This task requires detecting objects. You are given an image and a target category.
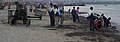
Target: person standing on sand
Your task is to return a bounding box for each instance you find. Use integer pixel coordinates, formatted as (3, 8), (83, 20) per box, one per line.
(88, 13), (95, 31)
(102, 14), (107, 27)
(106, 17), (111, 27)
(59, 7), (64, 26)
(71, 7), (77, 23)
(88, 7), (95, 31)
(54, 5), (61, 27)
(76, 7), (80, 22)
(48, 3), (55, 26)
(100, 14), (107, 27)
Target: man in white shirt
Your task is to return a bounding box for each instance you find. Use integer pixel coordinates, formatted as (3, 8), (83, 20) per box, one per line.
(89, 7), (94, 16)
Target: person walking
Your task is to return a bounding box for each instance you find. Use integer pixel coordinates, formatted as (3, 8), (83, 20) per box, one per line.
(88, 7), (95, 31)
(76, 7), (80, 22)
(71, 7), (76, 23)
(48, 3), (55, 26)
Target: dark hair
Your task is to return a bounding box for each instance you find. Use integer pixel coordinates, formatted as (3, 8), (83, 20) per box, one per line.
(54, 5), (58, 8)
(50, 3), (53, 6)
(15, 2), (18, 4)
(73, 7), (75, 8)
(108, 17), (111, 20)
(90, 7), (93, 10)
(91, 13), (94, 16)
(77, 7), (79, 9)
(97, 14), (100, 16)
(101, 14), (104, 16)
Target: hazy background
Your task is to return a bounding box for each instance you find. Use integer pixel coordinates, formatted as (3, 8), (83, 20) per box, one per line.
(1, 0), (120, 4)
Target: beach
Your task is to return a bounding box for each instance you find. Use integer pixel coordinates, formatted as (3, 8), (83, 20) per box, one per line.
(0, 4), (119, 42)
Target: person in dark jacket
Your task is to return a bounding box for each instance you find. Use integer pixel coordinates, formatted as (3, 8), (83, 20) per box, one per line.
(71, 7), (76, 23)
(48, 3), (55, 26)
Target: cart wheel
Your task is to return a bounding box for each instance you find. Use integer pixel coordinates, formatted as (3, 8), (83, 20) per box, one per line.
(9, 17), (14, 25)
(39, 15), (42, 20)
(26, 19), (31, 27)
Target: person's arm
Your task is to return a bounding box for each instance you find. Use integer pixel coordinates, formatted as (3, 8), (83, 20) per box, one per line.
(50, 7), (53, 12)
(71, 10), (73, 14)
(109, 21), (112, 26)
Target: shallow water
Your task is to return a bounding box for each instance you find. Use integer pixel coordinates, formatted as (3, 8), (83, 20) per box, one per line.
(64, 4), (120, 30)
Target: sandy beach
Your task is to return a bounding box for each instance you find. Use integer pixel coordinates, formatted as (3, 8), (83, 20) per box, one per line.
(0, 5), (120, 42)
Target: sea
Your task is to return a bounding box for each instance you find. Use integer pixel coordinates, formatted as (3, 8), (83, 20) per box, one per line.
(64, 4), (120, 31)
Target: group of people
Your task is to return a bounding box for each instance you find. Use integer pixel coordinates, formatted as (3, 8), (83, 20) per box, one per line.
(88, 7), (111, 31)
(11, 2), (112, 30)
(48, 3), (64, 27)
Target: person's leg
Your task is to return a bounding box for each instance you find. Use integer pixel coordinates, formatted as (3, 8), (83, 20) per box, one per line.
(50, 16), (55, 26)
(55, 16), (59, 27)
(60, 16), (64, 26)
(90, 21), (94, 31)
(49, 11), (55, 26)
(104, 20), (107, 27)
(49, 16), (52, 26)
(31, 9), (32, 12)
(11, 17), (16, 25)
(23, 16), (27, 24)
(72, 15), (76, 22)
(77, 14), (80, 22)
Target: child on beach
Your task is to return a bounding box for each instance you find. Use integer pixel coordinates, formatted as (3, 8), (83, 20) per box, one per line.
(88, 7), (95, 31)
(88, 13), (95, 31)
(94, 18), (102, 31)
(106, 17), (111, 27)
(100, 14), (107, 27)
(76, 7), (80, 22)
(71, 7), (76, 23)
